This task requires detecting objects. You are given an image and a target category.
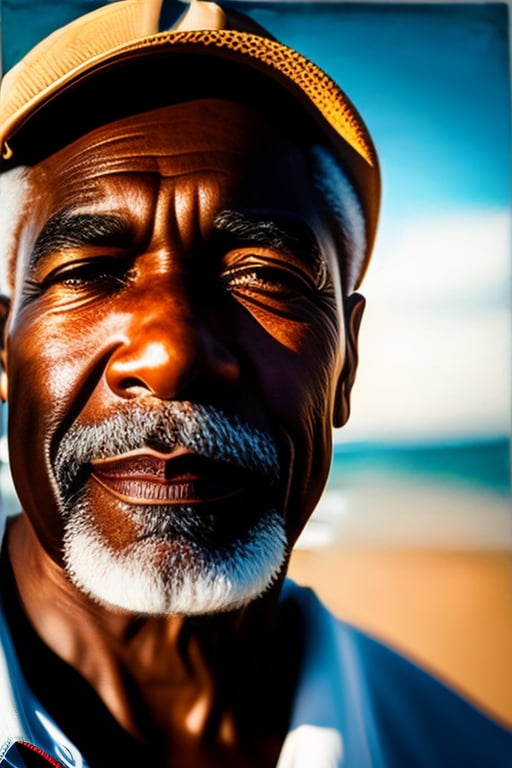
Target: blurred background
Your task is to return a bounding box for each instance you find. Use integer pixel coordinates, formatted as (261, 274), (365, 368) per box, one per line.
(1, 0), (511, 728)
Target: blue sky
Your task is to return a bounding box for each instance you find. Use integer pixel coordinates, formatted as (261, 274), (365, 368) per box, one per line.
(1, 1), (511, 441)
(246, 3), (511, 212)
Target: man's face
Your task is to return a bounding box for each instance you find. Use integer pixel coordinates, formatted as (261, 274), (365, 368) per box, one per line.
(3, 99), (354, 614)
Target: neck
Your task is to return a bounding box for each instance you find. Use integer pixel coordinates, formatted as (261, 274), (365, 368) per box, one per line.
(6, 514), (301, 765)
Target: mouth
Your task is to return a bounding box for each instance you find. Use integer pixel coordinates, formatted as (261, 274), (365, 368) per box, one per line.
(89, 449), (257, 506)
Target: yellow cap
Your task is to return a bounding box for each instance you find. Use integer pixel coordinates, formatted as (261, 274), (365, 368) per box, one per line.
(0, 0), (380, 285)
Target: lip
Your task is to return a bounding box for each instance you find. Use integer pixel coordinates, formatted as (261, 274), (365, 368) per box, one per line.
(89, 449), (253, 505)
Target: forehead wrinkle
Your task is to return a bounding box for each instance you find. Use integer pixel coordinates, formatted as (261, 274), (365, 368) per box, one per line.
(153, 175), (222, 259)
(39, 117), (248, 193)
(53, 145), (245, 179)
(78, 100), (266, 155)
(33, 99), (280, 205)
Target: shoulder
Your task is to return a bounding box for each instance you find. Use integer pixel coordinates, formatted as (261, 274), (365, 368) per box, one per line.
(281, 580), (512, 767)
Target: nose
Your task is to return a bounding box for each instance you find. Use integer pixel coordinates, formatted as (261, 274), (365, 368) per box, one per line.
(105, 293), (240, 401)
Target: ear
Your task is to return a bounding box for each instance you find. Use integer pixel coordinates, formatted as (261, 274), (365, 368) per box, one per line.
(333, 292), (365, 428)
(0, 295), (11, 402)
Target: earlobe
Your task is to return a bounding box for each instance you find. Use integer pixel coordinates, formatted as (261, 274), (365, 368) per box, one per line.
(0, 294), (11, 402)
(0, 371), (7, 402)
(333, 292), (365, 428)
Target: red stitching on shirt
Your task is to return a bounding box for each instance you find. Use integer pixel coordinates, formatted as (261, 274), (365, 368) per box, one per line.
(17, 742), (67, 768)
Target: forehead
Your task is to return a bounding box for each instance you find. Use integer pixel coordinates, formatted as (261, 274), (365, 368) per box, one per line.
(29, 99), (319, 217)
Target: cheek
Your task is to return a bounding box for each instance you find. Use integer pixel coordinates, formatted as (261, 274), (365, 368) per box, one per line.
(4, 309), (112, 554)
(236, 299), (342, 423)
(5, 307), (111, 495)
(8, 294), (118, 396)
(261, 346), (337, 428)
(4, 322), (69, 551)
(236, 305), (341, 511)
(8, 313), (90, 414)
(235, 299), (343, 541)
(260, 345), (337, 541)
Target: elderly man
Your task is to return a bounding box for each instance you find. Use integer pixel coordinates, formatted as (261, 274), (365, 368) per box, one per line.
(0, 1), (510, 766)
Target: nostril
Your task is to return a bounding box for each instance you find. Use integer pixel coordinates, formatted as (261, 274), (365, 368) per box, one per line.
(105, 321), (240, 401)
(120, 377), (150, 394)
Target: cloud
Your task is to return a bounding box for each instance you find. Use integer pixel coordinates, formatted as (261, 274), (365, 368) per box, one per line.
(366, 209), (510, 307)
(339, 209), (511, 441)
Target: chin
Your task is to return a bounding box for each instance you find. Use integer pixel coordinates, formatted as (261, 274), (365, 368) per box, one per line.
(61, 499), (289, 615)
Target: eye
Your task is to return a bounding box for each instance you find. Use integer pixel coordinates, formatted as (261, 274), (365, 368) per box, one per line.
(41, 257), (132, 290)
(222, 252), (318, 300)
(225, 266), (313, 297)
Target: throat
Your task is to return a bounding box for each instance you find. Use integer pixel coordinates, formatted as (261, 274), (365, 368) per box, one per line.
(3, 517), (300, 767)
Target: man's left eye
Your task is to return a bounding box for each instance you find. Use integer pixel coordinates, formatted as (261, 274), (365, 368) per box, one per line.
(222, 260), (316, 300)
(225, 268), (312, 296)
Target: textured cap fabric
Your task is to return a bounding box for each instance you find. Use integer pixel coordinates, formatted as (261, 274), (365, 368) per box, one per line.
(0, 0), (380, 285)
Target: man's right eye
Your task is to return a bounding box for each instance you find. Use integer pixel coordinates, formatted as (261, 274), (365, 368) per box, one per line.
(21, 257), (133, 307)
(42, 257), (131, 290)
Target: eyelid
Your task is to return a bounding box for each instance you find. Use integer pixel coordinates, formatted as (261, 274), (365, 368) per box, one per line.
(223, 248), (330, 293)
(29, 248), (130, 283)
(222, 247), (320, 282)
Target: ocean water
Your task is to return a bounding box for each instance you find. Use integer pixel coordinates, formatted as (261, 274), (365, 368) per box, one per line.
(329, 436), (511, 496)
(299, 436), (512, 550)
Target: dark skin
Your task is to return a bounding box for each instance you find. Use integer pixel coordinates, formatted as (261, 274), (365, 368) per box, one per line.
(0, 99), (364, 766)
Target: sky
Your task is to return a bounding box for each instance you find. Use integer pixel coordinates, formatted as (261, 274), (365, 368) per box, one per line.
(1, 1), (511, 443)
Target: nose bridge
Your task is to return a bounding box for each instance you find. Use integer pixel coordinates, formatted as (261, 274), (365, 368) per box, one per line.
(106, 279), (239, 400)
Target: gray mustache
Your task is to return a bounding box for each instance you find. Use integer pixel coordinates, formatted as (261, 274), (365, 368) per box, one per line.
(54, 401), (280, 495)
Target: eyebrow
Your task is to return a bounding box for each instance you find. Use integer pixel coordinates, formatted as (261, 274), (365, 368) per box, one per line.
(30, 209), (326, 278)
(31, 211), (134, 269)
(212, 210), (323, 271)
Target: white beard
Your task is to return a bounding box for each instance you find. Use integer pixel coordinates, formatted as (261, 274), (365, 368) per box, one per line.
(56, 402), (288, 615)
(62, 497), (288, 615)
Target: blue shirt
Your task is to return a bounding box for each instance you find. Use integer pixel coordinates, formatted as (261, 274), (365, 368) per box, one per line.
(1, 572), (511, 767)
